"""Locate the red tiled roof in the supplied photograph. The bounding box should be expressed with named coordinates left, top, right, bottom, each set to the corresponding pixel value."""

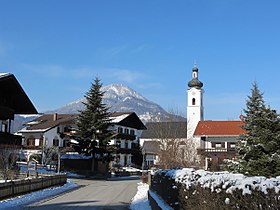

left=194, top=121, right=245, bottom=136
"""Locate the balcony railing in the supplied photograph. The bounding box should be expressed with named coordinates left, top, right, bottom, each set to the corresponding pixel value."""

left=23, top=145, right=43, bottom=150
left=197, top=147, right=236, bottom=155
left=115, top=133, right=136, bottom=140
left=0, top=132, right=22, bottom=145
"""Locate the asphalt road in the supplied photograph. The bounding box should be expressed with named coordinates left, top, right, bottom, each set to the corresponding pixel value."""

left=24, top=177, right=139, bottom=210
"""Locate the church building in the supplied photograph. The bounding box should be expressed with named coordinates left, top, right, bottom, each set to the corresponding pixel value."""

left=186, top=65, right=245, bottom=170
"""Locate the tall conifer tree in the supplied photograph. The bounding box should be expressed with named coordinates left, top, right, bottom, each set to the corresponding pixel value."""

left=77, top=77, right=112, bottom=156
left=236, top=82, right=280, bottom=176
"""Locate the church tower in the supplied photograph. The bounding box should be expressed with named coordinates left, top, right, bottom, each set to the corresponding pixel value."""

left=187, top=64, right=204, bottom=136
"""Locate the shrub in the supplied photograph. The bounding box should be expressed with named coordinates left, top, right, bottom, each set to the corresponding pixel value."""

left=150, top=168, right=280, bottom=210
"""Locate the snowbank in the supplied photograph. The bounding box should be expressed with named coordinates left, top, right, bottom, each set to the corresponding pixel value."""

left=130, top=182, right=152, bottom=210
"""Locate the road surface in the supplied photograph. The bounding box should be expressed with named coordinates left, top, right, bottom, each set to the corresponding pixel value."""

left=24, top=177, right=139, bottom=210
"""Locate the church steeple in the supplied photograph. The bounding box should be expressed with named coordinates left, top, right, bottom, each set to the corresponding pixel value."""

left=188, top=64, right=203, bottom=89
left=187, top=64, right=204, bottom=136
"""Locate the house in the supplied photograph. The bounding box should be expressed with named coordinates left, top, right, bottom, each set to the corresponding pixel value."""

left=18, top=114, right=78, bottom=160
left=0, top=73, right=37, bottom=146
left=141, top=140, right=160, bottom=168
left=109, top=112, right=147, bottom=167
left=195, top=120, right=245, bottom=169
left=19, top=112, right=146, bottom=166
left=140, top=121, right=188, bottom=168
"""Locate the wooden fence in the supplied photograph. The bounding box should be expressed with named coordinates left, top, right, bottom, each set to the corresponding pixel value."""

left=0, top=174, right=67, bottom=200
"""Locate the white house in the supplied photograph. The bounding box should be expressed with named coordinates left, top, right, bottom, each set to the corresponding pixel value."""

left=109, top=112, right=146, bottom=166
left=18, top=113, right=78, bottom=160
left=195, top=120, right=244, bottom=169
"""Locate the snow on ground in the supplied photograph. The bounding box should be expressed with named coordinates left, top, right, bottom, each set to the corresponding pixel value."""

left=148, top=190, right=173, bottom=210
left=130, top=182, right=151, bottom=210
left=0, top=179, right=78, bottom=210
left=122, top=166, right=141, bottom=172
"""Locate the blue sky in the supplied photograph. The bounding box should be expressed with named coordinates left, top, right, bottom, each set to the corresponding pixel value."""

left=0, top=0, right=280, bottom=120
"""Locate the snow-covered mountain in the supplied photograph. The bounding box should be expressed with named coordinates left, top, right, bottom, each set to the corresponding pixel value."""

left=50, top=84, right=181, bottom=122
left=13, top=84, right=185, bottom=132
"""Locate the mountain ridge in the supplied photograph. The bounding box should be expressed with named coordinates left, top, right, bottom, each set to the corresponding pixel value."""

left=14, top=83, right=186, bottom=132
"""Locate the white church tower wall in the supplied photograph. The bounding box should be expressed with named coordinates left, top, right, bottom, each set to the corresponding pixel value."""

left=187, top=65, right=204, bottom=138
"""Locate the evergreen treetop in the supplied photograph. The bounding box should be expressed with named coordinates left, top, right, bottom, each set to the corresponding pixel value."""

left=235, top=82, right=280, bottom=177
left=77, top=77, right=112, bottom=156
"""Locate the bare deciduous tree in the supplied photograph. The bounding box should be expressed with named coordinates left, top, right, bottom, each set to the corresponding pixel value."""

left=0, top=145, right=19, bottom=181
left=153, top=110, right=200, bottom=169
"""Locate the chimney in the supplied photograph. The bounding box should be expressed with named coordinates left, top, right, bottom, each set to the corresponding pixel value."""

left=53, top=113, right=58, bottom=121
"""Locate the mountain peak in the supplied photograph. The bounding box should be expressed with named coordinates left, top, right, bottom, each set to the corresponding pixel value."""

left=43, top=83, right=185, bottom=123
left=102, top=83, right=147, bottom=102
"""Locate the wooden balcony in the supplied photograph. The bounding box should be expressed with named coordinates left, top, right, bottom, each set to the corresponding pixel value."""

left=197, top=147, right=236, bottom=155
left=115, top=133, right=136, bottom=140
left=0, top=132, right=22, bottom=145
left=23, top=145, right=43, bottom=150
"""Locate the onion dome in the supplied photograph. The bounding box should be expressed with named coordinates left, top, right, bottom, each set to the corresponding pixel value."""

left=187, top=64, right=203, bottom=88
left=192, top=65, right=198, bottom=72
left=188, top=78, right=203, bottom=88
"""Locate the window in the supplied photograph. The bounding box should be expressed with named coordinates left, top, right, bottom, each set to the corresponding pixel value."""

left=118, top=127, right=123, bottom=133
left=229, top=143, right=236, bottom=148
left=53, top=139, right=59, bottom=147
left=125, top=141, right=128, bottom=149
left=27, top=137, right=35, bottom=146
left=39, top=137, right=43, bottom=146
left=211, top=142, right=225, bottom=148
left=124, top=128, right=129, bottom=134
left=192, top=98, right=196, bottom=105
left=64, top=126, right=70, bottom=132
left=130, top=129, right=135, bottom=135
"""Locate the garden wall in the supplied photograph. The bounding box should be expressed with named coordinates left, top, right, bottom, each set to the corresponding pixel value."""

left=150, top=168, right=280, bottom=210
left=61, top=154, right=109, bottom=177
left=0, top=174, right=67, bottom=200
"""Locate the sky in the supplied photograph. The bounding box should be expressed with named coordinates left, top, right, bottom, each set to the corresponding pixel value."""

left=1, top=0, right=280, bottom=120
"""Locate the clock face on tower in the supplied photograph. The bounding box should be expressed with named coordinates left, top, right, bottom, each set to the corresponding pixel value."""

left=191, top=91, right=196, bottom=95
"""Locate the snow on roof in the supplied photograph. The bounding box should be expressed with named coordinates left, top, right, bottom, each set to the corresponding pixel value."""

left=18, top=127, right=50, bottom=133
left=25, top=121, right=40, bottom=125
left=109, top=114, right=130, bottom=123
left=0, top=73, right=11, bottom=78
